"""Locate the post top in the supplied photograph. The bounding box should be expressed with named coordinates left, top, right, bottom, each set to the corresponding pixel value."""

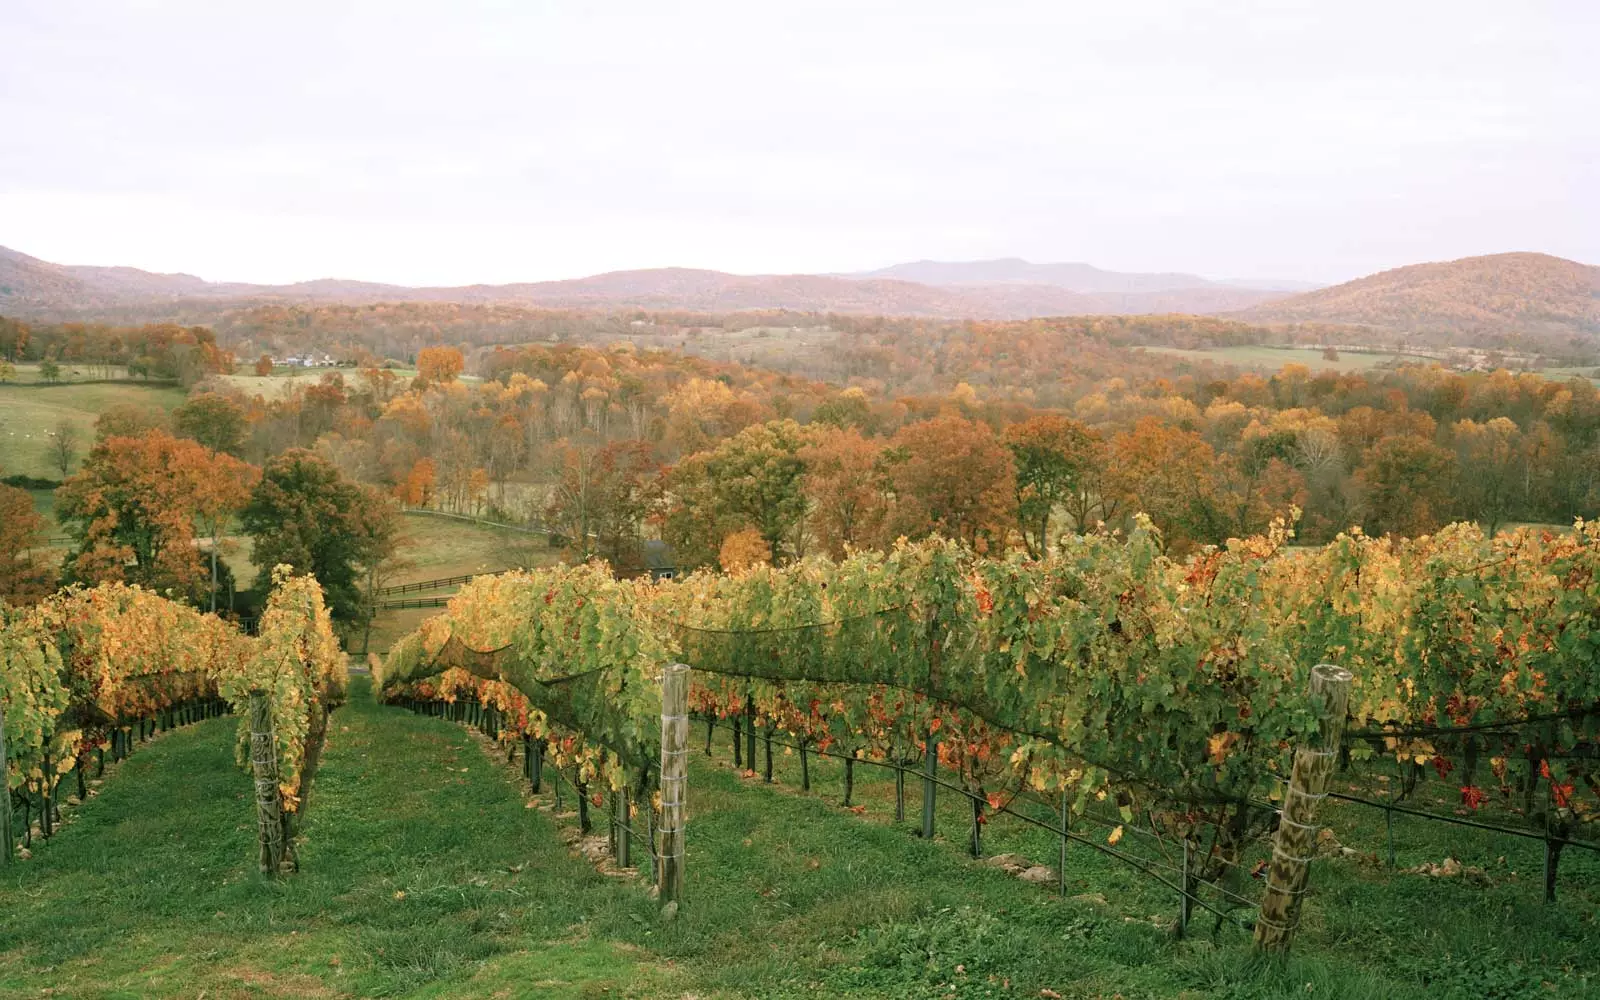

left=1311, top=663, right=1354, bottom=683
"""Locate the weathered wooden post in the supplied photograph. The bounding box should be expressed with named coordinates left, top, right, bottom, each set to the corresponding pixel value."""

left=249, top=691, right=287, bottom=876
left=658, top=662, right=689, bottom=909
left=921, top=731, right=938, bottom=839
left=1178, top=838, right=1194, bottom=937
left=618, top=787, right=631, bottom=868
left=0, top=704, right=11, bottom=865
left=1058, top=788, right=1069, bottom=897
left=1255, top=663, right=1353, bottom=952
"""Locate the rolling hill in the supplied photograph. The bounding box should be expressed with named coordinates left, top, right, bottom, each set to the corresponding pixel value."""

left=0, top=245, right=1281, bottom=320
left=1241, top=252, right=1600, bottom=354
left=5, top=246, right=1594, bottom=358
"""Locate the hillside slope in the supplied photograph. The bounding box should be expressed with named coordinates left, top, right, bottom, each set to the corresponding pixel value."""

left=1242, top=252, right=1600, bottom=354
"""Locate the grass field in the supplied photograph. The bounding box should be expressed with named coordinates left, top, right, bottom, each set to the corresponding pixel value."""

left=360, top=512, right=559, bottom=652
left=0, top=378, right=186, bottom=479
left=212, top=368, right=483, bottom=400
left=1139, top=346, right=1437, bottom=374
left=1140, top=346, right=1600, bottom=385
left=2, top=677, right=1593, bottom=999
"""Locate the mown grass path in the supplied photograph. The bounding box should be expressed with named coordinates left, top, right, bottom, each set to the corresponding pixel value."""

left=0, top=679, right=658, bottom=998
left=2, top=679, right=1594, bottom=998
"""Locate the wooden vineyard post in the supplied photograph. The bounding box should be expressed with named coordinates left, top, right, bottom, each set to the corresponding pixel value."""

left=618, top=788, right=631, bottom=869
left=658, top=662, right=690, bottom=910
left=1255, top=663, right=1353, bottom=952
left=249, top=691, right=287, bottom=876
left=1058, top=788, right=1069, bottom=897
left=921, top=731, right=938, bottom=839
left=0, top=703, right=11, bottom=865
left=744, top=689, right=756, bottom=772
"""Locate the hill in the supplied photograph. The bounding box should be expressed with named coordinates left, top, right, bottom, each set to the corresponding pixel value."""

left=851, top=257, right=1222, bottom=294
left=849, top=257, right=1298, bottom=313
left=1241, top=252, right=1600, bottom=356
left=0, top=246, right=1282, bottom=320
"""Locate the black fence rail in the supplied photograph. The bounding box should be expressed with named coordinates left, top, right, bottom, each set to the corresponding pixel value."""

left=379, top=596, right=454, bottom=611
left=376, top=573, right=487, bottom=597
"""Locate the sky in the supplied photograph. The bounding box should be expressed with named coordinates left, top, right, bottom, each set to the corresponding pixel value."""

left=1, top=1, right=1595, bottom=287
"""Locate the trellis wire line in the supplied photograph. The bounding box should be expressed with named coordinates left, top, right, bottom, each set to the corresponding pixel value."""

left=650, top=605, right=910, bottom=636
left=1007, top=792, right=1267, bottom=909
left=1008, top=787, right=1270, bottom=874
left=700, top=716, right=1257, bottom=929
left=399, top=698, right=662, bottom=846
left=1322, top=789, right=1600, bottom=853
left=706, top=713, right=1273, bottom=893
left=1342, top=703, right=1600, bottom=741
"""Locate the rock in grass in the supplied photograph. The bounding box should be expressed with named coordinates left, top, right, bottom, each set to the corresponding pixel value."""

left=984, top=852, right=1031, bottom=870
left=1018, top=865, right=1056, bottom=883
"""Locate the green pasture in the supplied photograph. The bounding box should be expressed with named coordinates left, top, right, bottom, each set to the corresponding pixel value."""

left=0, top=378, right=186, bottom=479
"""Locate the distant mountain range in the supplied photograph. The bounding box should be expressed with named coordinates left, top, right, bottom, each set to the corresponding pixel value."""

left=848, top=257, right=1321, bottom=296
left=0, top=246, right=1295, bottom=319
left=2, top=245, right=1595, bottom=353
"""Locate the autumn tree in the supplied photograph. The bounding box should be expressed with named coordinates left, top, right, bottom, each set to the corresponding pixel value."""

left=1108, top=418, right=1222, bottom=552
left=0, top=316, right=27, bottom=361
left=242, top=449, right=400, bottom=623
left=0, top=483, right=53, bottom=605
left=395, top=457, right=437, bottom=506
left=884, top=415, right=1014, bottom=552
left=1450, top=417, right=1522, bottom=535
left=173, top=392, right=248, bottom=456
left=1004, top=414, right=1099, bottom=558
left=39, top=359, right=62, bottom=383
left=416, top=346, right=465, bottom=384
left=55, top=431, right=255, bottom=601
left=1215, top=428, right=1307, bottom=539
left=254, top=354, right=274, bottom=376
left=812, top=387, right=878, bottom=433
left=94, top=403, right=168, bottom=440
left=719, top=527, right=771, bottom=574
left=800, top=426, right=888, bottom=558
left=664, top=420, right=810, bottom=569
left=547, top=440, right=664, bottom=572
left=1355, top=434, right=1459, bottom=537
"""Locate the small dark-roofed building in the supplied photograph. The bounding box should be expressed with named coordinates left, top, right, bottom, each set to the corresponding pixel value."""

left=642, top=539, right=677, bottom=581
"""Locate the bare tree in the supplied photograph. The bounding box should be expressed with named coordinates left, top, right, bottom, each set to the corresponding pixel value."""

left=48, top=418, right=79, bottom=478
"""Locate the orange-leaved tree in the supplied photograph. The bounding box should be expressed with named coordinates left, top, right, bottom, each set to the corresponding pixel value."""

left=885, top=415, right=1014, bottom=553
left=800, top=426, right=888, bottom=558
left=55, top=431, right=260, bottom=603
left=0, top=481, right=54, bottom=605
left=416, top=346, right=464, bottom=385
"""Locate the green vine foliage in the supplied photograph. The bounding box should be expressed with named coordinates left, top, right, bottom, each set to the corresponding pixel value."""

left=0, top=606, right=69, bottom=793
left=382, top=520, right=1600, bottom=847
left=216, top=566, right=347, bottom=813
left=1, top=572, right=345, bottom=825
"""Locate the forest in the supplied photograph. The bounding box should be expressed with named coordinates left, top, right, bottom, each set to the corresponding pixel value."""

left=4, top=309, right=1599, bottom=618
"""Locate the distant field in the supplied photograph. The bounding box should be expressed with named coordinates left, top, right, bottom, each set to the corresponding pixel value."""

left=0, top=378, right=187, bottom=478
left=1139, top=345, right=1436, bottom=373
left=394, top=510, right=553, bottom=582
left=361, top=511, right=560, bottom=653
left=213, top=367, right=484, bottom=400
left=1141, top=345, right=1600, bottom=384
left=0, top=361, right=143, bottom=384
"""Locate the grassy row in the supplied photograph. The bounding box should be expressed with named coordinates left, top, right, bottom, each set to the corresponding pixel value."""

left=5, top=675, right=1595, bottom=997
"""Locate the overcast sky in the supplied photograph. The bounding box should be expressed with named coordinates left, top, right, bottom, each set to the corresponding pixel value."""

left=1, top=1, right=1594, bottom=286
